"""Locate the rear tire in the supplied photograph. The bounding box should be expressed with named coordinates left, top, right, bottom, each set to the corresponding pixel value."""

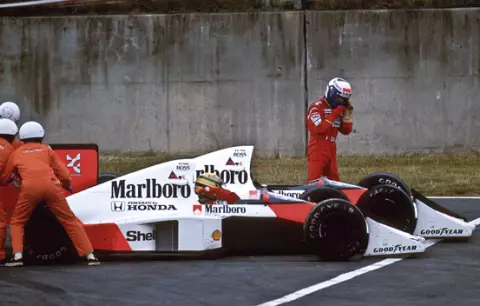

left=304, top=198, right=369, bottom=261
left=356, top=184, right=417, bottom=234
left=299, top=186, right=349, bottom=203
left=23, top=204, right=78, bottom=265
left=357, top=172, right=412, bottom=197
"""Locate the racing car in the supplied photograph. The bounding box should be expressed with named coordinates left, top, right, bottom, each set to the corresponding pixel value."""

left=1, top=145, right=474, bottom=265
left=189, top=146, right=474, bottom=240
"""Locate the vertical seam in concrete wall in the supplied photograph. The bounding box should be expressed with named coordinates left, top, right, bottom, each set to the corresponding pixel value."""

left=166, top=24, right=171, bottom=152
left=302, top=10, right=309, bottom=157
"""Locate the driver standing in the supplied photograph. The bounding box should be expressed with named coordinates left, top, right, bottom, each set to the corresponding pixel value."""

left=306, top=77, right=354, bottom=182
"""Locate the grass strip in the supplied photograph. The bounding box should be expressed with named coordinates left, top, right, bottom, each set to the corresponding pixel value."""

left=99, top=152, right=480, bottom=196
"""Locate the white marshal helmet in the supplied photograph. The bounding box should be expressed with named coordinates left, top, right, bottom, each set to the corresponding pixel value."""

left=19, top=121, right=45, bottom=140
left=0, top=118, right=18, bottom=135
left=0, top=101, right=20, bottom=122
left=324, top=77, right=352, bottom=108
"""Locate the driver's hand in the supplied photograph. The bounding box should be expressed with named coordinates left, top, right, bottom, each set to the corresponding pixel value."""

left=344, top=101, right=353, bottom=110
left=197, top=187, right=219, bottom=201
left=342, top=101, right=353, bottom=123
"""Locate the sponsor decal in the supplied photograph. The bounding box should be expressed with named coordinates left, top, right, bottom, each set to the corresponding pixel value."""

left=168, top=171, right=185, bottom=180
left=205, top=205, right=247, bottom=214
left=31, top=247, right=69, bottom=261
left=249, top=190, right=259, bottom=198
left=24, top=148, right=43, bottom=153
left=373, top=244, right=417, bottom=254
left=377, top=178, right=401, bottom=189
left=212, top=230, right=221, bottom=241
left=226, top=157, right=243, bottom=166
left=126, top=230, right=156, bottom=241
left=111, top=201, right=177, bottom=212
left=111, top=201, right=126, bottom=211
left=66, top=153, right=81, bottom=175
left=311, top=113, right=321, bottom=126
left=111, top=179, right=192, bottom=199
left=420, top=228, right=464, bottom=236
left=308, top=202, right=358, bottom=239
left=196, top=165, right=248, bottom=185
left=176, top=162, right=191, bottom=171
left=273, top=190, right=303, bottom=199
left=308, top=212, right=321, bottom=239
left=368, top=187, right=395, bottom=197
left=193, top=204, right=202, bottom=215
left=233, top=149, right=247, bottom=158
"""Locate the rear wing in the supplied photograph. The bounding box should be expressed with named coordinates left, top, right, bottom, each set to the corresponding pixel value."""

left=49, top=143, right=100, bottom=194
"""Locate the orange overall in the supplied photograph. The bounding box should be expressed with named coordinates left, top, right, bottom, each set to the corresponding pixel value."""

left=0, top=142, right=93, bottom=257
left=12, top=138, right=23, bottom=149
left=0, top=138, right=15, bottom=260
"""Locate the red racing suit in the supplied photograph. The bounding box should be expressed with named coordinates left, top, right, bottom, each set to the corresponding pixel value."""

left=306, top=97, right=353, bottom=182
left=197, top=187, right=240, bottom=204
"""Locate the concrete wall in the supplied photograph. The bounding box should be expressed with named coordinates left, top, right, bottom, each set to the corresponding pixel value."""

left=0, top=13, right=306, bottom=156
left=0, top=9, right=479, bottom=156
left=306, top=9, right=480, bottom=154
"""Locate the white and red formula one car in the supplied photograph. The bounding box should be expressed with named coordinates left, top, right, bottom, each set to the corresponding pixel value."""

left=6, top=145, right=475, bottom=265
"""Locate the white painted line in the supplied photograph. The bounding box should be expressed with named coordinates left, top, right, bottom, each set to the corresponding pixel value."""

left=256, top=218, right=480, bottom=306
left=428, top=196, right=480, bottom=200
left=256, top=259, right=403, bottom=306
left=0, top=0, right=69, bottom=8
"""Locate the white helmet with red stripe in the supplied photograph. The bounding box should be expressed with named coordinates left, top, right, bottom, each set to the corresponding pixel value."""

left=324, top=77, right=351, bottom=108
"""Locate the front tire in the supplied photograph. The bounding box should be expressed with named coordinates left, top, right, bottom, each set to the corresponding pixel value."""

left=356, top=184, right=417, bottom=234
left=304, top=198, right=369, bottom=261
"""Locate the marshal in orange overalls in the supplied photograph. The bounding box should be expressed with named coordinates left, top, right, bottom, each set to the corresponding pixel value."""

left=0, top=142, right=94, bottom=257
left=0, top=137, right=15, bottom=262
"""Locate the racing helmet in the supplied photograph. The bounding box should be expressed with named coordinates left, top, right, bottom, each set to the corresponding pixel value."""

left=195, top=172, right=224, bottom=195
left=0, top=118, right=18, bottom=136
left=324, top=77, right=351, bottom=108
left=19, top=121, right=45, bottom=140
left=0, top=101, right=20, bottom=122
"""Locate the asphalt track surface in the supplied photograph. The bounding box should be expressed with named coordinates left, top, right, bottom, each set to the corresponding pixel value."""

left=1, top=198, right=479, bottom=306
